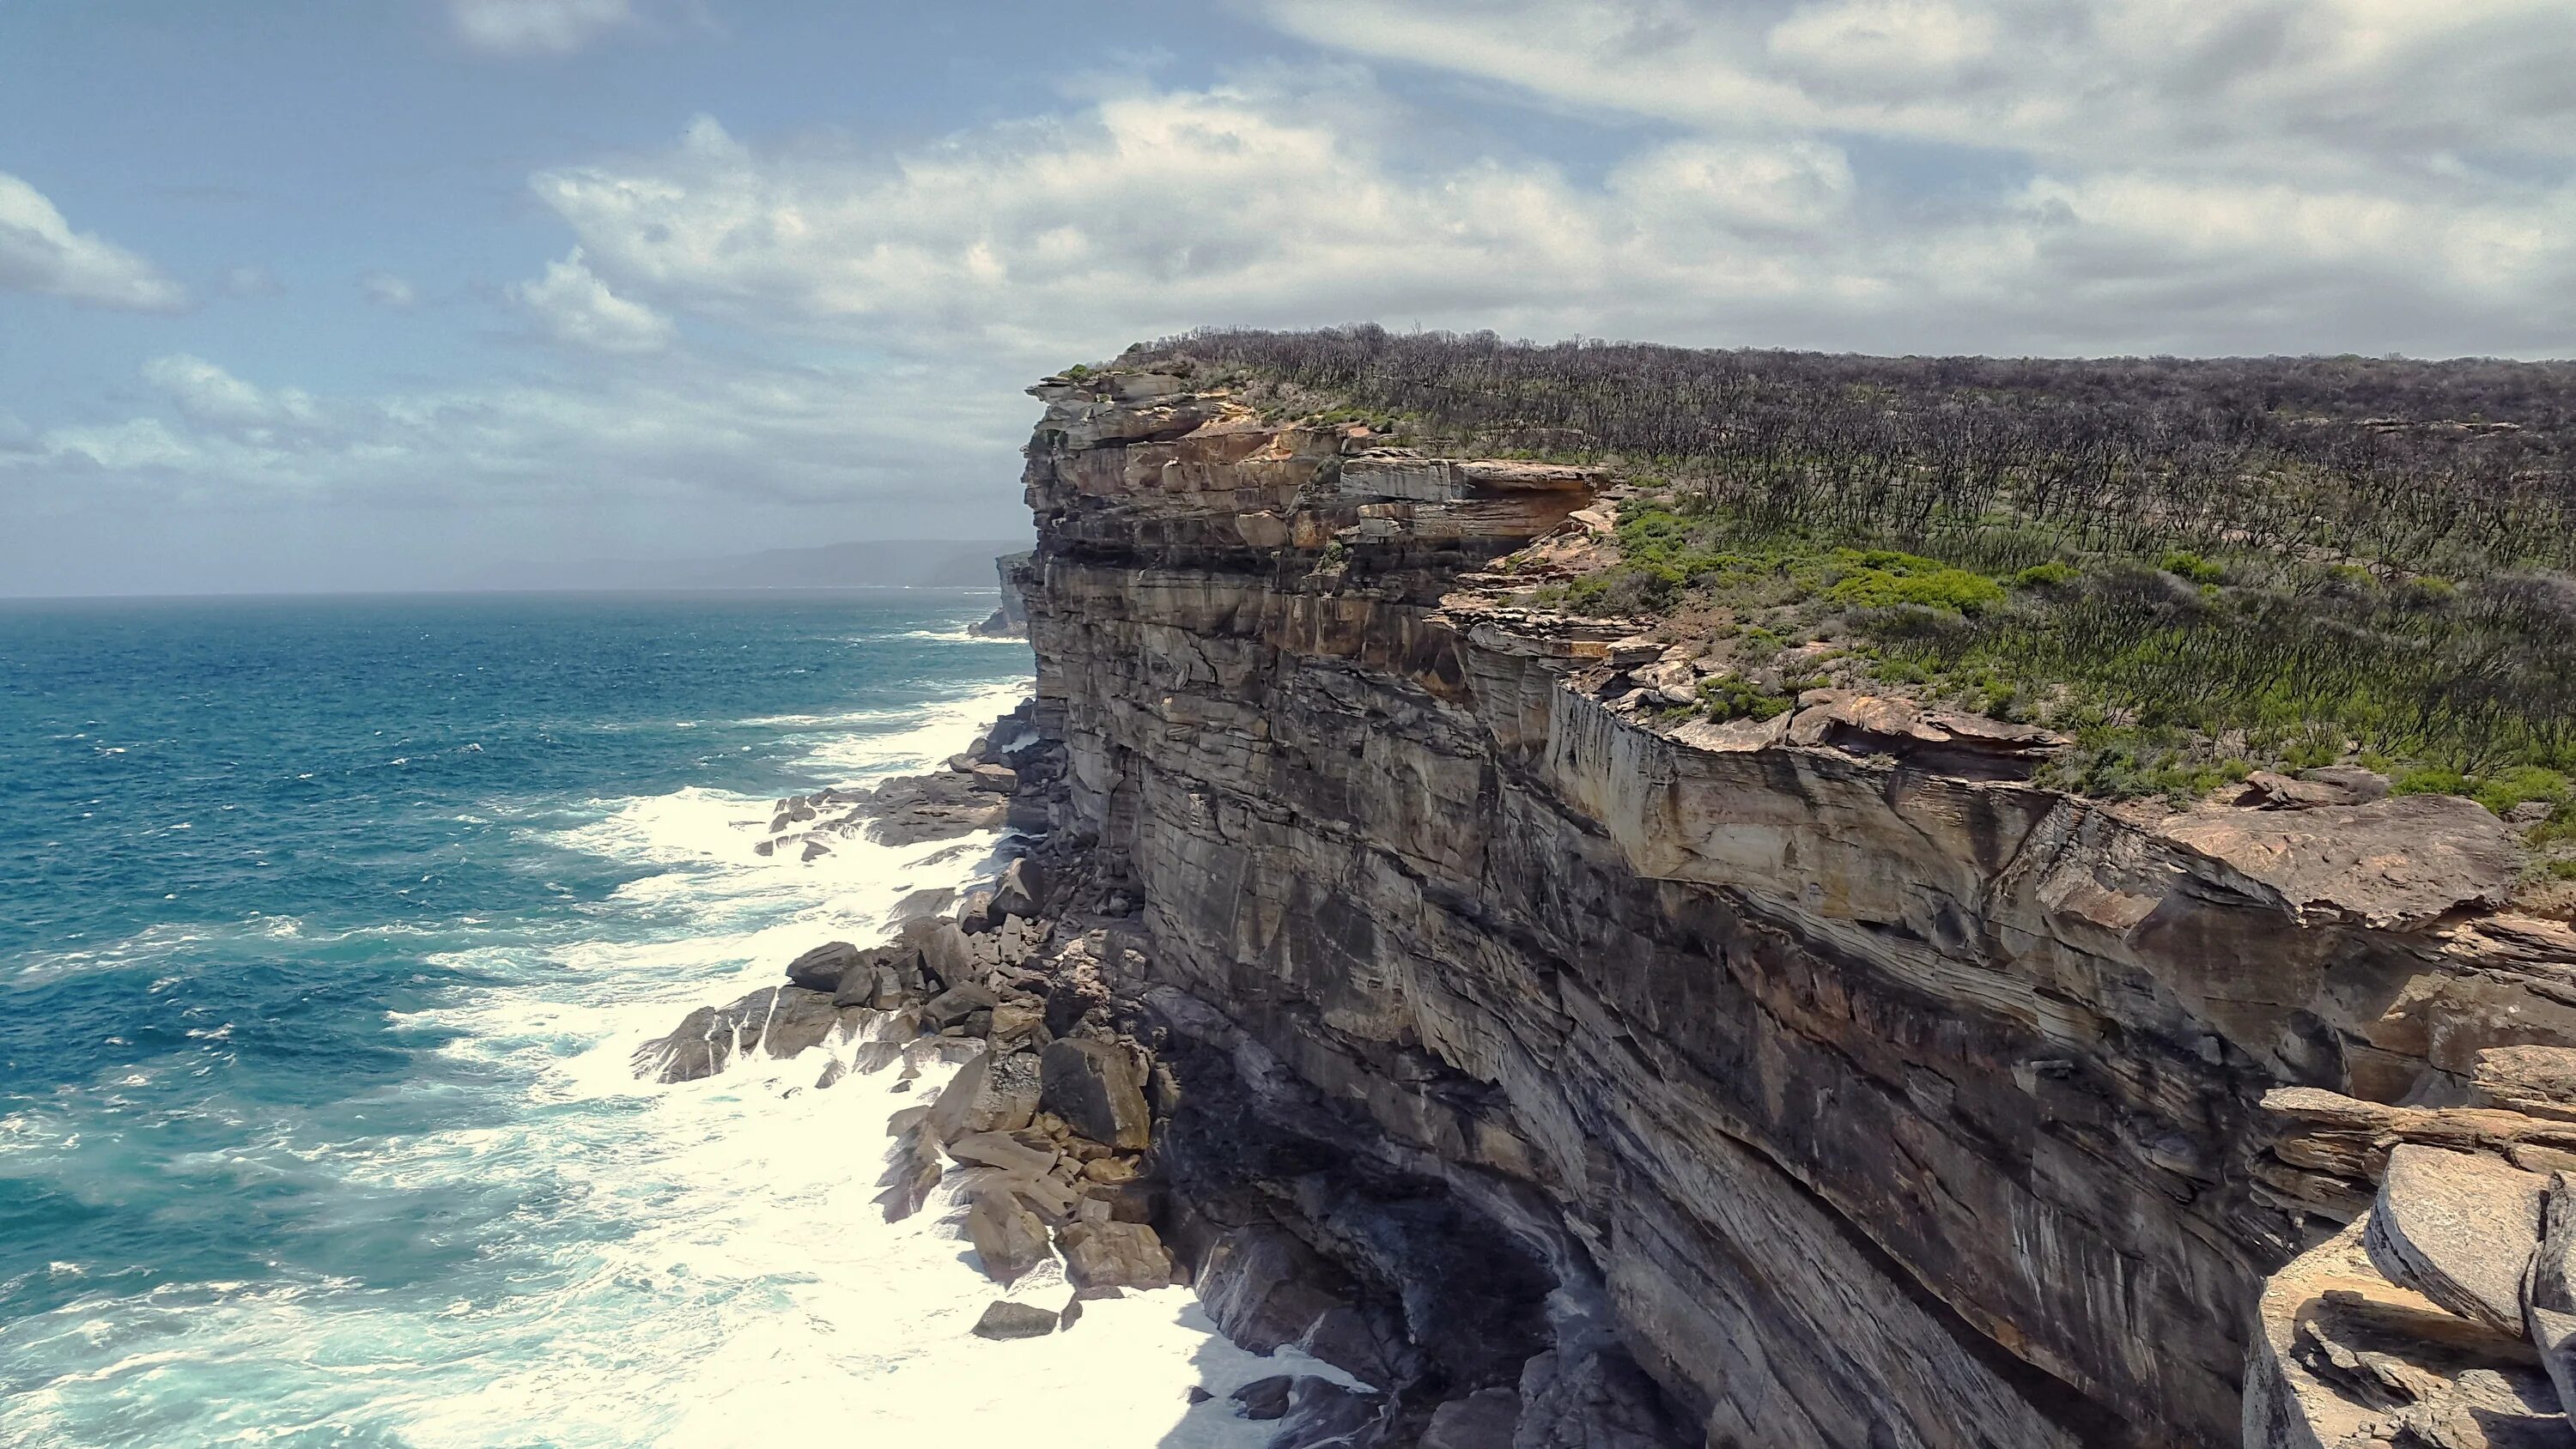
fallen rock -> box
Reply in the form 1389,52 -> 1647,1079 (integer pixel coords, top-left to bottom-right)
946,1131 -> 1058,1178
783,940 -> 861,992
924,980 -> 1000,1029
1059,1219 -> 1173,1290
965,1187 -> 1053,1285
629,986 -> 848,1083
889,886 -> 957,924
1042,1037 -> 1152,1150
927,1050 -> 1043,1143
2364,1143 -> 2545,1333
969,1300 -> 1059,1341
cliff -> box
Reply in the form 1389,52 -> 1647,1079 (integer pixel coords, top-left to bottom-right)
1006,364 -> 2576,1446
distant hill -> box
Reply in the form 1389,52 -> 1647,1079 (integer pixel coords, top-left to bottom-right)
465,539 -> 1028,592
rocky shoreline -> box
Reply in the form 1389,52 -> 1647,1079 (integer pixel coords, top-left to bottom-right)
635,702 -> 1570,1447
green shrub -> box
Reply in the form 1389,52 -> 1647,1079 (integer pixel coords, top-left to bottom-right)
2160,551 -> 2226,584
1826,550 -> 2006,616
2014,561 -> 2080,589
1698,674 -> 1795,723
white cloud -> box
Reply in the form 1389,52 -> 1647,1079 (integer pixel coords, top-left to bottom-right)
523,77 -> 2576,361
0,171 -> 188,312
142,355 -> 320,430
508,248 -> 676,353
362,272 -> 419,309
1249,0 -> 2576,178
447,0 -> 638,56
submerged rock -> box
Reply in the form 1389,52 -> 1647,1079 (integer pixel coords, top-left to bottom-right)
969,1300 -> 1059,1341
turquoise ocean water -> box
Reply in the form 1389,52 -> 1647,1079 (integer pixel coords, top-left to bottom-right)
0,592 -> 1321,1448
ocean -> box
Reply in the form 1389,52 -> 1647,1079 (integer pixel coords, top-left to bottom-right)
0,591 -> 1327,1448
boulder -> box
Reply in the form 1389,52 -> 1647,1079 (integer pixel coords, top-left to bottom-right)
969,1300 -> 1059,1341
1421,1388 -> 1520,1449
923,981 -> 999,1029
1231,1375 -> 1295,1421
1042,1037 -> 1153,1150
946,1131 -> 1058,1178
783,940 -> 861,992
1059,1219 -> 1173,1291
988,1000 -> 1043,1046
799,840 -> 830,862
832,964 -> 903,1010
1264,1376 -> 1386,1449
964,1188 -> 1053,1285
2365,1143 -> 2545,1333
629,986 -> 845,1083
993,856 -> 1046,918
876,1110 -> 945,1222
927,1051 -> 1043,1143
889,887 -> 957,924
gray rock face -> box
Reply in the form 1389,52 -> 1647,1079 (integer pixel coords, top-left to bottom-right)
969,1299 -> 1059,1340
2528,1173 -> 2576,1427
2364,1144 -> 2544,1333
1040,1037 -> 1151,1151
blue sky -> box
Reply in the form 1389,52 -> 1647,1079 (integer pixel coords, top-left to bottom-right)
4,0 -> 2571,595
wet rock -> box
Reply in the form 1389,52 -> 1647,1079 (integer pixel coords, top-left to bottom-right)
1059,1219 -> 1173,1290
1041,1037 -> 1151,1150
2365,1143 -> 2545,1333
1513,1348 -> 1690,1449
1264,1376 -> 1386,1449
965,1187 -> 1053,1285
629,985 -> 844,1083
799,840 -> 830,862
876,1108 -> 945,1222
889,887 -> 957,924
969,1300 -> 1059,1341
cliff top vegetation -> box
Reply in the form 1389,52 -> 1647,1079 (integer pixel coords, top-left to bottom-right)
1122,325 -> 2576,909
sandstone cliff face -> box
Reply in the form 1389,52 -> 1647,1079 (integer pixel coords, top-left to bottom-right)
1010,366 -> 2576,1447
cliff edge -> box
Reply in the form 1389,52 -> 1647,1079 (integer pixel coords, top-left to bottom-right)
1008,363 -> 2576,1446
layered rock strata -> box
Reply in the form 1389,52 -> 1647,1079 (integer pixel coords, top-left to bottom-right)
999,365 -> 2576,1447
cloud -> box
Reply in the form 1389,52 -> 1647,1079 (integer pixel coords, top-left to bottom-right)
524,76 -> 2576,361
508,248 -> 676,353
362,272 -> 419,308
447,0 -> 639,56
0,171 -> 189,312
143,355 -> 320,430
1263,2 -> 2576,168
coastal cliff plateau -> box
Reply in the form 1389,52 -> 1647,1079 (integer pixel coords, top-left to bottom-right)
1005,365 -> 2576,1447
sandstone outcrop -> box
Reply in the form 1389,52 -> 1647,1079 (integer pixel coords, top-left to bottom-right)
999,364 -> 2575,1446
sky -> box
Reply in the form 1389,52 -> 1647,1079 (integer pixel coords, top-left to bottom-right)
3,1 -> 2572,596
